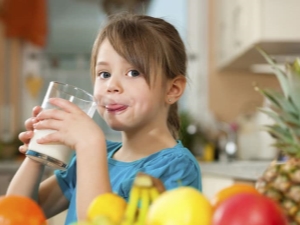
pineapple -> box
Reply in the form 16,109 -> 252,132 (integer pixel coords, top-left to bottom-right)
255,47 -> 300,224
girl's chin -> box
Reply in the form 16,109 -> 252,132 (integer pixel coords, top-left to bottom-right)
106,122 -> 126,131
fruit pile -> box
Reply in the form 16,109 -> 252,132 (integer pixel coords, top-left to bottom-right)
0,195 -> 47,225
0,173 -> 289,225
71,174 -> 288,225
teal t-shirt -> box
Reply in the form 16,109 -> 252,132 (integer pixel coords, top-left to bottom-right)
54,140 -> 202,225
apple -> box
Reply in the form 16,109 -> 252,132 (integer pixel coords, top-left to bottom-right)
212,193 -> 288,225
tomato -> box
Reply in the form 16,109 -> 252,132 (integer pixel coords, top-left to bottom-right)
0,195 -> 46,225
211,183 -> 260,209
212,193 -> 288,225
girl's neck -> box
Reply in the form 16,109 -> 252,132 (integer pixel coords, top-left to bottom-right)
113,126 -> 177,162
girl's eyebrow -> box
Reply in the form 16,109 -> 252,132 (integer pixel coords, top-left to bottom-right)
96,61 -> 109,66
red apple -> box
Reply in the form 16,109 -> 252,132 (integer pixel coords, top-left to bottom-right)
212,193 -> 288,225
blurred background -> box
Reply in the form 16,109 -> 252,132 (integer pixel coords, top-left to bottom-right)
1,0 -> 300,165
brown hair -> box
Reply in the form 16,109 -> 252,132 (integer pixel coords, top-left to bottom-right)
90,13 -> 187,139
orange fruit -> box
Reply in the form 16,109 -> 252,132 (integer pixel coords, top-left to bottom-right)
211,183 -> 260,209
147,186 -> 213,225
87,193 -> 126,224
0,195 -> 47,225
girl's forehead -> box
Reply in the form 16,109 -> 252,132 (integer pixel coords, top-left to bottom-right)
96,39 -> 128,65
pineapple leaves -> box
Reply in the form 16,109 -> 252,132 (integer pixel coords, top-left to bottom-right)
258,108 -> 286,127
257,108 -> 299,130
256,47 -> 300,157
258,88 -> 298,116
272,142 -> 300,156
285,63 -> 300,112
263,124 -> 300,147
263,125 -> 288,141
256,46 -> 290,98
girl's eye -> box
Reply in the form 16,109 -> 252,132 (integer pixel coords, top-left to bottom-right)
127,70 -> 140,77
98,72 -> 111,79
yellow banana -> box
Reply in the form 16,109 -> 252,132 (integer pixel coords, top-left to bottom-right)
121,173 -> 164,225
135,188 -> 150,225
122,185 -> 140,225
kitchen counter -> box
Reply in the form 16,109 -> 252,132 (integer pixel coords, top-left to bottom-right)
1,159 -> 273,182
199,160 -> 272,181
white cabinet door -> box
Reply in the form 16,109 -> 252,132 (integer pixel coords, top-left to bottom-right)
202,174 -> 234,200
215,0 -> 300,70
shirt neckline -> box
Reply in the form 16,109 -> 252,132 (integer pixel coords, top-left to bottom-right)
107,140 -> 183,166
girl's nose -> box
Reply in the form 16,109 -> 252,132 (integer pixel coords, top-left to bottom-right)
107,76 -> 122,93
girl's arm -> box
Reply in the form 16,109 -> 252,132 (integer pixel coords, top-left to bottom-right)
6,157 -> 45,200
6,105 -> 69,218
76,137 -> 111,220
34,98 -> 112,220
6,158 -> 69,219
6,106 -> 43,199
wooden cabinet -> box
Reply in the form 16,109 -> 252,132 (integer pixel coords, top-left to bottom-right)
216,0 -> 300,70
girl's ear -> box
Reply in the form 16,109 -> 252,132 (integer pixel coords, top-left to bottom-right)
165,75 -> 186,104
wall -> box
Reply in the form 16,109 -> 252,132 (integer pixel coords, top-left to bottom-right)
208,0 -> 280,122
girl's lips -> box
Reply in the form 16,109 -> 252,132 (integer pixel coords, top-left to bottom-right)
105,104 -> 128,113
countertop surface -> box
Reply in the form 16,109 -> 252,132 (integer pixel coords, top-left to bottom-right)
1,159 -> 272,181
199,160 -> 272,181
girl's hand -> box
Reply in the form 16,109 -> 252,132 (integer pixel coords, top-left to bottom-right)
32,98 -> 104,152
18,106 -> 42,154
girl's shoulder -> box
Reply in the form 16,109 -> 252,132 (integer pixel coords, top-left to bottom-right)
106,140 -> 122,157
142,141 -> 199,168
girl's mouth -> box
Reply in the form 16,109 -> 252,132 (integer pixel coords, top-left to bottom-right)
105,104 -> 128,113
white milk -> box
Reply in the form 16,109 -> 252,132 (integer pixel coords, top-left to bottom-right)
28,129 -> 73,165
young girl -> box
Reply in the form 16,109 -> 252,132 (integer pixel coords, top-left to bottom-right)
7,13 -> 201,224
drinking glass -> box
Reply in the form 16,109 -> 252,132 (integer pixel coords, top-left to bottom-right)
26,81 -> 96,170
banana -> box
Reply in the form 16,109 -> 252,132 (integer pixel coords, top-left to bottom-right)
134,173 -> 153,187
135,188 -> 150,225
122,185 -> 140,225
121,173 -> 164,225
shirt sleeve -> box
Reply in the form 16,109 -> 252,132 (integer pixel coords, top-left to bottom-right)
54,155 -> 77,201
141,152 -> 202,191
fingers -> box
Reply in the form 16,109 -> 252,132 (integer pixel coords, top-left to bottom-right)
33,118 -> 61,131
32,106 -> 42,117
18,131 -> 34,154
35,132 -> 61,145
48,98 -> 81,114
19,144 -> 28,154
19,106 -> 42,154
19,131 -> 34,145
24,106 -> 42,131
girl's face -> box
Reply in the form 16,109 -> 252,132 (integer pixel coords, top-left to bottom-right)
93,39 -> 169,133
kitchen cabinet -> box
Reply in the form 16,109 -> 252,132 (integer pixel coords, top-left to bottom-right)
200,160 -> 269,199
202,174 -> 234,200
216,0 -> 300,70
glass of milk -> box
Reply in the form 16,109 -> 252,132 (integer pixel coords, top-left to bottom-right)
25,81 -> 96,170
